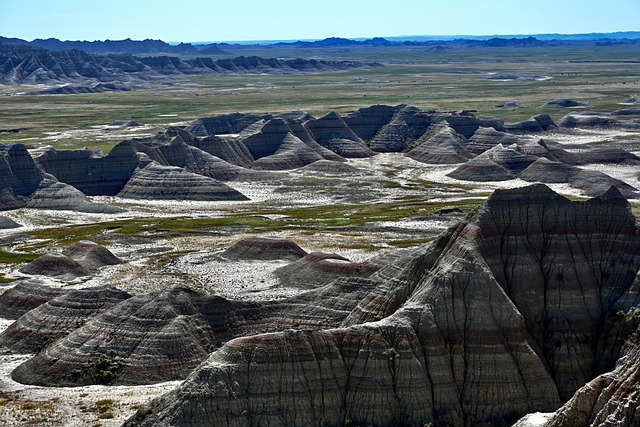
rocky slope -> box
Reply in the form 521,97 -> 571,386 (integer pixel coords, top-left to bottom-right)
0,143 -> 122,212
0,43 -> 379,86
123,184 -> 640,427
23,105 -> 640,206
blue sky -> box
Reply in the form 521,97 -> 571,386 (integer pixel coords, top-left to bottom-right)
1,0 -> 638,42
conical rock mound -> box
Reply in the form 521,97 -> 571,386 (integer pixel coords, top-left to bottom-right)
0,280 -> 65,319
117,159 -> 249,201
0,285 -> 131,353
220,236 -> 308,261
126,184 -> 640,427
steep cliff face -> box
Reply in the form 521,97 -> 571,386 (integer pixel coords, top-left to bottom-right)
543,318 -> 640,427
36,142 -> 140,196
126,185 -> 640,427
1,144 -> 118,212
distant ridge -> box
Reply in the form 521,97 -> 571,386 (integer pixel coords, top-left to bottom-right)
0,43 -> 380,87
0,36 -> 229,55
3,32 -> 639,54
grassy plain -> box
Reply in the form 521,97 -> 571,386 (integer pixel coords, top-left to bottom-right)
0,43 -> 639,271
1,44 -> 639,151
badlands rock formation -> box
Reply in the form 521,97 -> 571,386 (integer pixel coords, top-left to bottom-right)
220,236 -> 308,261
0,285 -> 132,353
0,215 -> 21,229
1,104 -> 633,210
18,253 -> 91,280
274,252 -> 380,289
1,143 -> 119,212
117,158 -> 248,201
18,241 -> 123,279
0,42 -> 378,86
124,184 -> 640,427
0,279 -> 65,319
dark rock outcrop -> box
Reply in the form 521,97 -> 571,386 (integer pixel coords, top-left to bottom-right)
558,112 -> 640,129
126,184 -> 640,427
274,252 -> 380,289
132,134 -> 261,181
116,159 -> 248,201
542,98 -> 590,108
406,123 -> 473,164
343,104 -> 402,141
36,141 -> 140,196
61,240 -> 123,269
465,127 -> 524,154
185,113 -> 265,137
367,105 -> 435,152
10,287 -> 225,385
0,215 -> 21,229
0,280 -> 65,319
448,144 -> 538,181
519,157 -> 639,198
1,144 -> 115,212
237,118 -> 337,169
18,253 -> 91,280
305,112 -> 376,158
220,236 -> 308,261
0,285 -> 132,353
543,321 -> 640,427
0,43 -> 378,86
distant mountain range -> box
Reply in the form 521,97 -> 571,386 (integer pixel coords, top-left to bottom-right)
0,36 -> 229,55
2,32 -> 639,56
0,42 -> 379,89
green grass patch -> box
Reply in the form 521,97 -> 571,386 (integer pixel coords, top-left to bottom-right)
0,250 -> 40,264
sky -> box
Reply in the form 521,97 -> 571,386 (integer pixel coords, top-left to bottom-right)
1,0 -> 639,43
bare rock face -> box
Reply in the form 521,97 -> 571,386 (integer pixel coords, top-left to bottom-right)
237,119 -> 334,170
0,285 -> 132,353
274,252 -> 380,289
18,253 -> 91,280
520,157 -> 639,198
447,144 -> 537,181
36,141 -> 140,196
132,134 -> 260,181
503,114 -> 556,133
0,144 -> 43,199
61,240 -> 123,269
24,175 -> 123,213
343,104 -> 402,141
126,184 -> 640,427
542,98 -> 590,108
305,111 -> 376,158
251,133 -> 326,170
405,122 -> 474,164
185,112 -> 265,137
189,136 -> 256,168
0,215 -> 21,229
367,105 -> 435,152
0,279 -> 65,319
465,126 -> 524,154
9,287 -> 223,386
558,112 -> 640,130
504,118 -> 544,133
220,236 -> 308,261
1,144 -> 118,212
117,159 -> 249,201
543,320 -> 640,427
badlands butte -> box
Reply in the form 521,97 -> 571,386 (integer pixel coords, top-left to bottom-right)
1,36 -> 640,427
